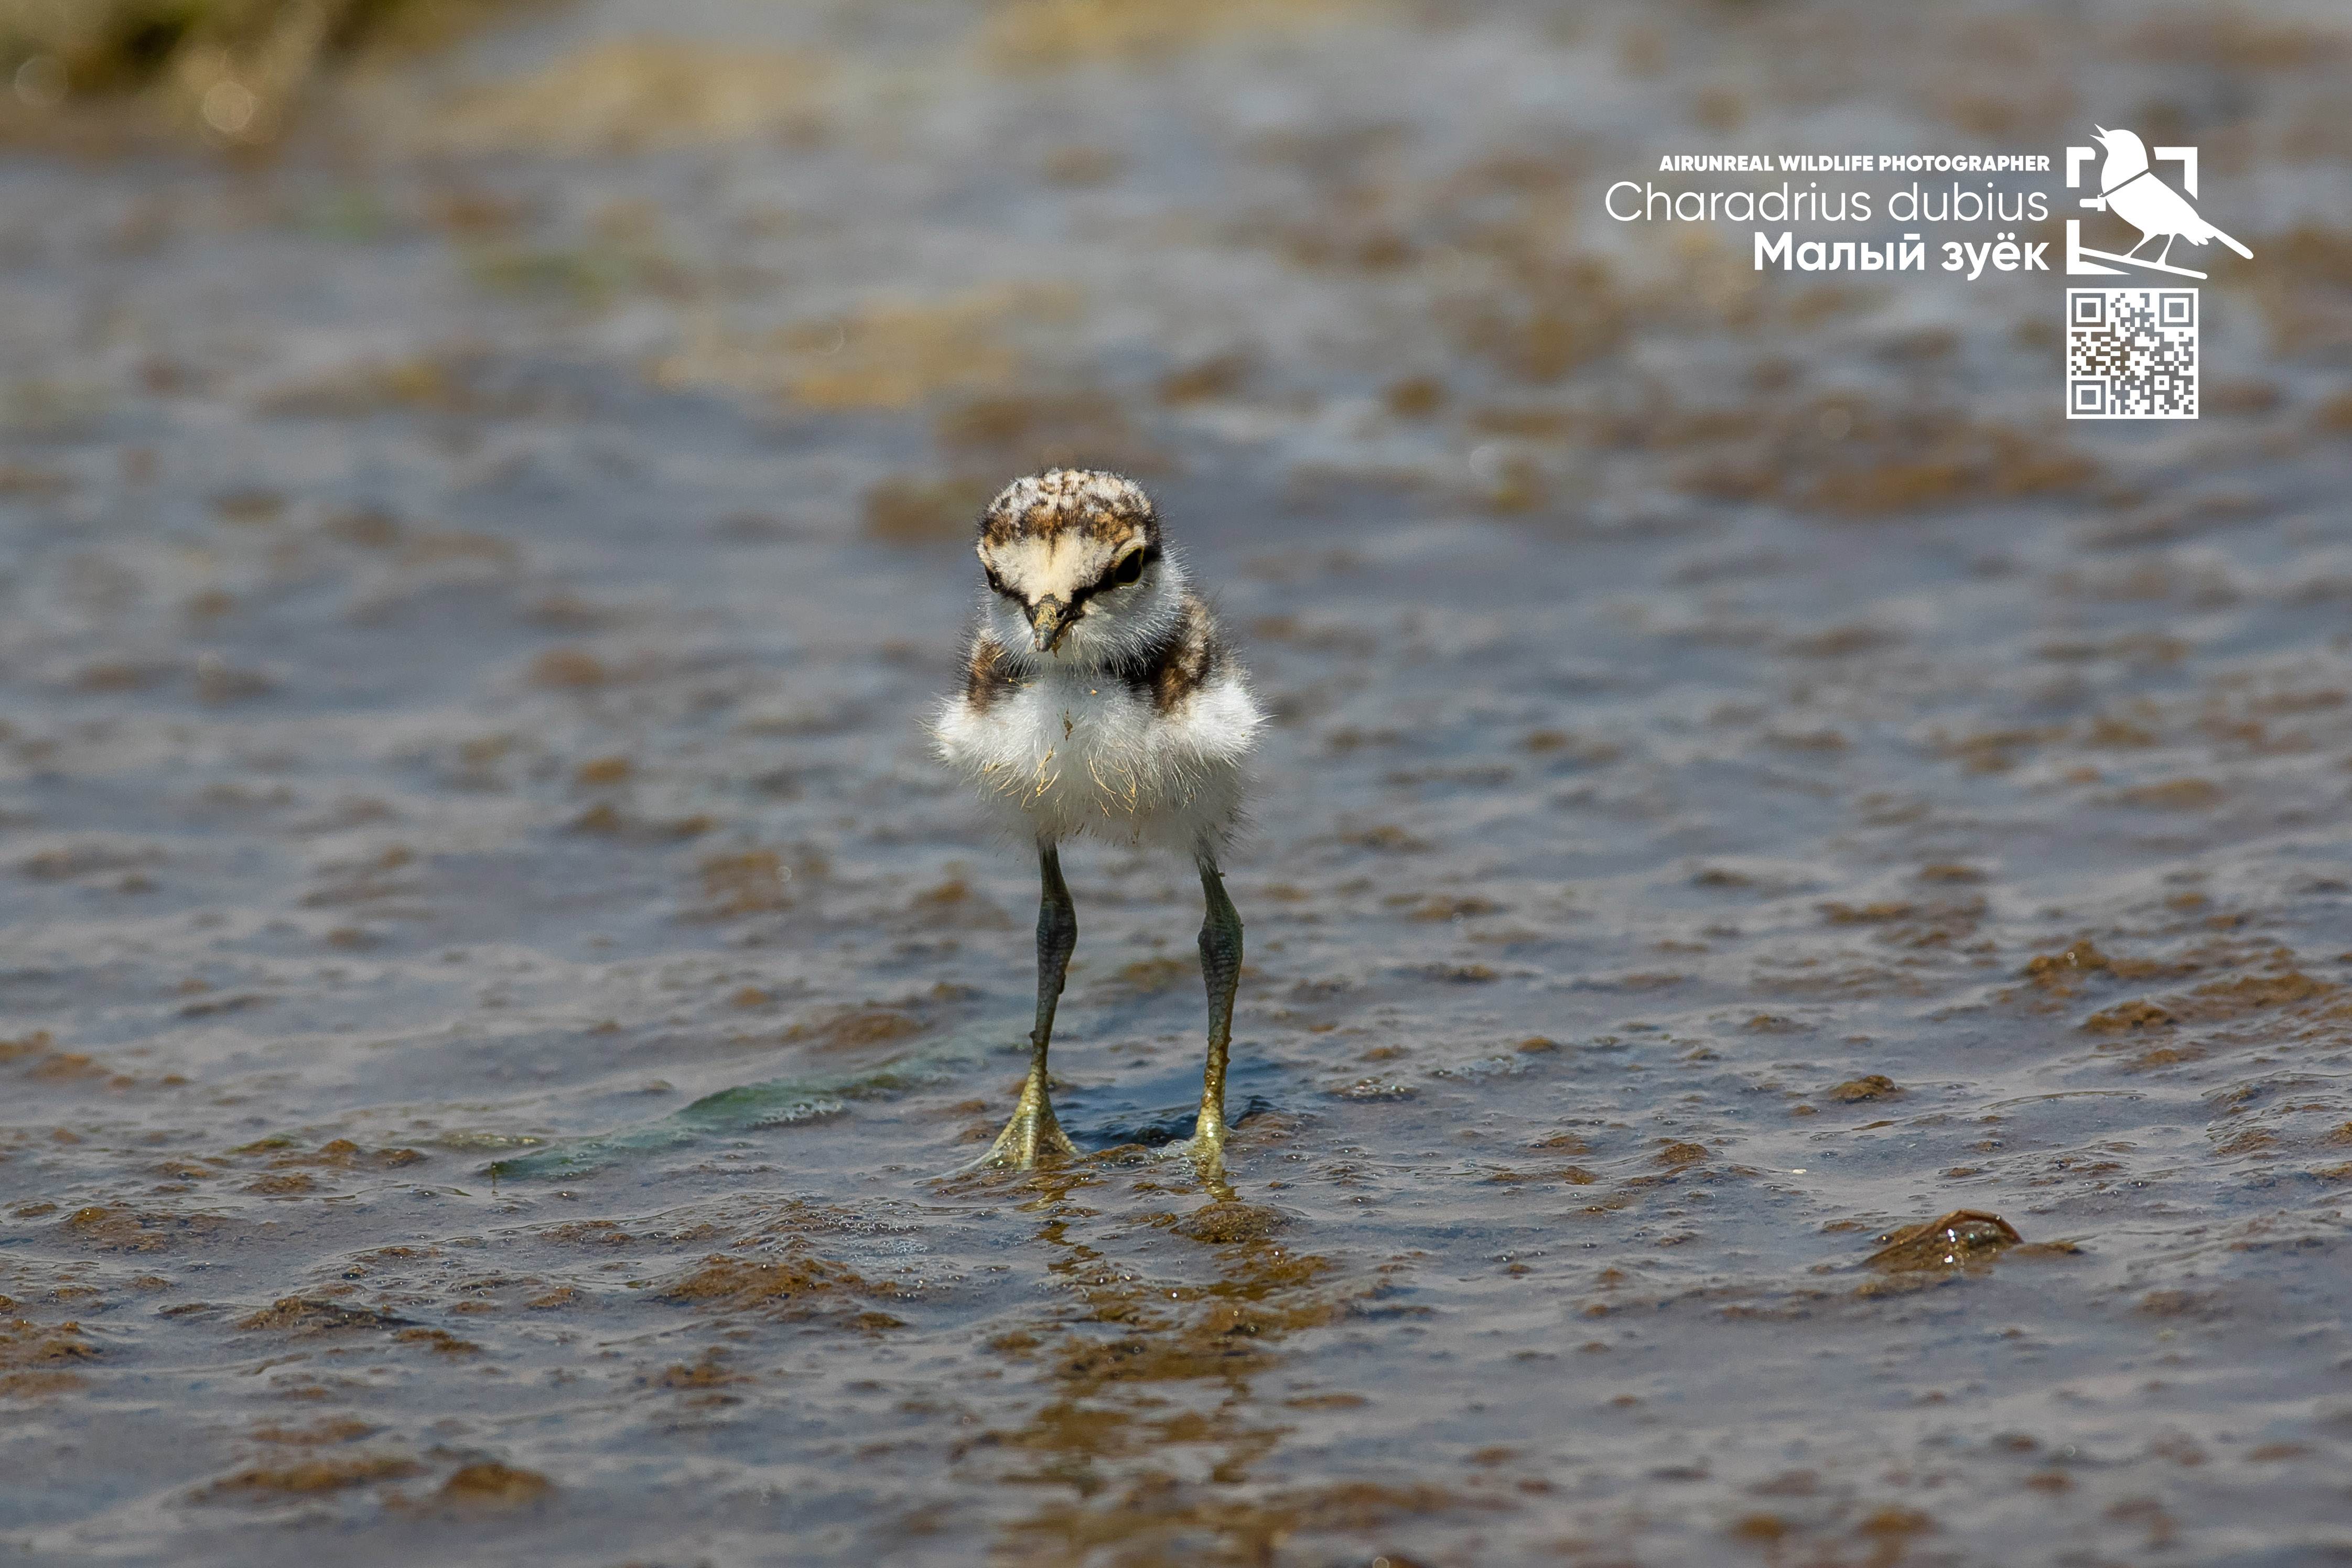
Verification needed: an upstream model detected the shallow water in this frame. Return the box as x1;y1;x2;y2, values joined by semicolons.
5;2;2352;1563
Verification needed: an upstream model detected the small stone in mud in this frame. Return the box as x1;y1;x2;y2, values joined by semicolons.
648;1351;742;1391
1857;1506;1937;1542
1174;1202;1289;1245
2083;999;2174;1032
1496;1166;1609;1189
574;754;632;786
2023;937;2109;985
2114;777;2222;810
437;1461;554;1509
1827;1074;1900;1103
528;646;611;688
1385;375;1445;417
250;1418;375;1444
1866;1210;2021;1272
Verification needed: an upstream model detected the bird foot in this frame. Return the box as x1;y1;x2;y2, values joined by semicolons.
1155;1117;1230;1184
974;1076;1080;1170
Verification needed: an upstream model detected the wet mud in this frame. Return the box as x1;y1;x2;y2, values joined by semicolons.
4;1;2352;1563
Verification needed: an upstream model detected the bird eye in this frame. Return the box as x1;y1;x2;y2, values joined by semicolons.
1108;551;1145;588
983;564;1011;597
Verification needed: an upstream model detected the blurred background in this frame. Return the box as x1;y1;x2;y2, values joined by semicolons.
3;2;2351;1564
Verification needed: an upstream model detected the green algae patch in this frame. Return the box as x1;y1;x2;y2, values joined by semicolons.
236;1297;412;1336
485;1026;1005;1179
660;1239;911;1328
61;1205;231;1253
1172;1201;1291;1246
0;1317;100;1398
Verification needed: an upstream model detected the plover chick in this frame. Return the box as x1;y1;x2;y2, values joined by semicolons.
933;470;1264;1173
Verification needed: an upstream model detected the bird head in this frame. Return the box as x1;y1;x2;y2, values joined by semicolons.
2092;126;2149;170
974;469;1174;663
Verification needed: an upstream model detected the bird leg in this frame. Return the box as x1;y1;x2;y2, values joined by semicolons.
2121;232;2156;259
2155;233;2176;268
1167;852;1244;1176
981;844;1081;1168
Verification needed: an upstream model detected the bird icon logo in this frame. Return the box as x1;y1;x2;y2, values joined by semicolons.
2066;127;2252;279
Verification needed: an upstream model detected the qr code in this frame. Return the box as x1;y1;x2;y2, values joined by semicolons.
2067;288;2197;419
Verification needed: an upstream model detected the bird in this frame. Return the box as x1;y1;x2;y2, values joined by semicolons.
2083;126;2252;271
932;469;1264;1174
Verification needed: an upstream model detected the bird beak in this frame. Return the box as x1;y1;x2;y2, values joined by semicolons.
2093;126;2109;144
1028;598;1070;653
